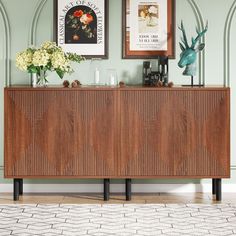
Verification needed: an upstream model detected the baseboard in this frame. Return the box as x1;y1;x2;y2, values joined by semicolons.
1;183;236;193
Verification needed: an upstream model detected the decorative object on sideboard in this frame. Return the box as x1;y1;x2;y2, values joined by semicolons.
89;58;103;85
178;21;208;87
63;80;70;88
119;81;126;88
122;0;175;59
71;80;82;88
74;80;82;86
155;81;174;88
54;0;109;59
16;41;84;87
143;56;172;87
63;80;81;88
71;81;78;88
31;73;37;88
107;69;118;86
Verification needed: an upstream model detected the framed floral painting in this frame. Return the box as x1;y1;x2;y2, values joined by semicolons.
122;0;175;59
55;0;108;59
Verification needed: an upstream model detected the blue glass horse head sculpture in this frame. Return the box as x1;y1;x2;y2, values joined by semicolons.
178;21;208;77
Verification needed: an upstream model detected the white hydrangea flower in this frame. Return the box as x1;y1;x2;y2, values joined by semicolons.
15;41;83;79
51;50;71;71
32;49;50;67
41;41;57;50
16;50;33;71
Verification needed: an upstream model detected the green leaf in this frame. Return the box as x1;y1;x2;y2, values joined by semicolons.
56;69;65;79
27;65;38;74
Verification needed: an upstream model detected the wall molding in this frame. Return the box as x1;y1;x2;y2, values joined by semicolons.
224;0;236;87
187;0;205;85
231;165;236;170
0;0;11;86
29;0;48;46
0;183;236;193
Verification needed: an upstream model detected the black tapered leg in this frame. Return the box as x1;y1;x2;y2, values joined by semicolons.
212;179;216;195
104;179;110;201
13;179;20;201
19;179;23;195
126;179;132;201
215;179;222;201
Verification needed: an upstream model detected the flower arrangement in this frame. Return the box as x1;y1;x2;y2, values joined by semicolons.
66;7;96;43
16;41;84;85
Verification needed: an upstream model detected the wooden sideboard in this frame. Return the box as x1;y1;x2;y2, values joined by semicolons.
4;86;230;201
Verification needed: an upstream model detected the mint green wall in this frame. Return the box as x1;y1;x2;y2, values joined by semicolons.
0;0;236;185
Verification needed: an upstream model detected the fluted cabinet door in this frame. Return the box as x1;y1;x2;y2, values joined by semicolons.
5;89;118;178
119;89;230;178
5;87;230;179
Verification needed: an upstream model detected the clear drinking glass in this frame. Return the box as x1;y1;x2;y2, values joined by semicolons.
107;69;118;86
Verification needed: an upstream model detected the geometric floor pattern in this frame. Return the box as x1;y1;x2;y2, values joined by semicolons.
0;204;236;236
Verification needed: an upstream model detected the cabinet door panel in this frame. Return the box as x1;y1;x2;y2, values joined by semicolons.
5;90;118;177
119;90;230;177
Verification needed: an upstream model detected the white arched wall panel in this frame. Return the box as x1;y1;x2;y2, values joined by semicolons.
34;0;61;84
34;0;53;45
0;9;4;168
29;0;48;46
228;4;236;167
170;0;202;85
10;0;39;85
224;0;236;87
0;0;10;86
197;0;232;86
188;0;205;85
0;0;10;168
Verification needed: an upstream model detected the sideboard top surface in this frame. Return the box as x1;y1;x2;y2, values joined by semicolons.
5;85;230;91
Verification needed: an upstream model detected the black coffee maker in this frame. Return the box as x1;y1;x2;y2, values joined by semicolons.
143;56;169;87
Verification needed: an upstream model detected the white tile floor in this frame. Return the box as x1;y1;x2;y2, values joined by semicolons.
0;204;236;235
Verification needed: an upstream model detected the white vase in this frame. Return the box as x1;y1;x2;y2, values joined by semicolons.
31;73;37;88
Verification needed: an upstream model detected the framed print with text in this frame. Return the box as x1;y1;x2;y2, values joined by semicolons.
55;0;108;59
122;0;175;59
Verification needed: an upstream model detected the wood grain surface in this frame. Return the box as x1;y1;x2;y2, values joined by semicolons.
5;89;118;177
119;89;230;177
4;87;230;179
